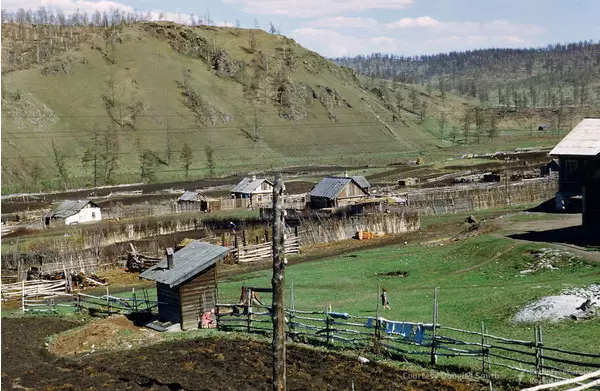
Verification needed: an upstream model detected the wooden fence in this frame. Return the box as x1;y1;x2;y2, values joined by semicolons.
75;289;157;316
2;279;67;301
214;304;600;382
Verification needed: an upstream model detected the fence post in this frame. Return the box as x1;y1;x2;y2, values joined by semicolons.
289;278;296;339
21;280;25;313
538;325;545;384
481;321;486;375
132;288;137;312
534;326;540;382
247;288;253;333
430;287;438;366
325;304;331;347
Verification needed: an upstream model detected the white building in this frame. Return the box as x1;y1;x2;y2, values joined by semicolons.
47;200;102;226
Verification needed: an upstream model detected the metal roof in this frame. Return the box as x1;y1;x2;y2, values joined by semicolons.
550;118;600;156
231;177;272;194
139;241;229;288
51;200;99;219
352;175;370;190
178;191;205;202
309;177;367;199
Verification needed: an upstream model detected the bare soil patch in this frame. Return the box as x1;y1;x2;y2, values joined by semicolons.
2;316;493;391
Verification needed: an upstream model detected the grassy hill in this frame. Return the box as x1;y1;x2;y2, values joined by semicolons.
1;22;453;194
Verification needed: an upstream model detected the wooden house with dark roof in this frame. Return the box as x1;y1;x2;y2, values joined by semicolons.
140;241;229;330
231;175;274;206
309;176;369;209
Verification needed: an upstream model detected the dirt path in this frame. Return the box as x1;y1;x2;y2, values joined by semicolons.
449;244;517;275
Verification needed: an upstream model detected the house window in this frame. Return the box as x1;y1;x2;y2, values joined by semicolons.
92;212;96;218
257;196;262;202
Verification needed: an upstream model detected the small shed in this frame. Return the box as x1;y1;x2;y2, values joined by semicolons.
177;191;210;211
309;176;369;209
352;175;371;193
540;159;560;177
46;200;101;226
140;241;229;330
231;176;274;205
398;178;419;187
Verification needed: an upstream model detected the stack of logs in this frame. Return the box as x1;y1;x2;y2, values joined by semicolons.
124;243;161;272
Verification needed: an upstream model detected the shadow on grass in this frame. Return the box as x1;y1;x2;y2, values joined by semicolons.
508;225;600;247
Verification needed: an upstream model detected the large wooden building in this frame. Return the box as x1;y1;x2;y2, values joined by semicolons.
140;241;229;330
309;176;369;209
550;118;600;210
582;154;600;237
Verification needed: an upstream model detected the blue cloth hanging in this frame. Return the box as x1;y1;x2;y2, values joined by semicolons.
366;317;373;328
386;321;394;334
402;323;413;339
415;324;426;344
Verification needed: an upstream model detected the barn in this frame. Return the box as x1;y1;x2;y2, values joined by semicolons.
351;175;371;193
582;154;600;236
309;176;369;209
231;176;274;206
46;200;101;226
139;241;229;331
550;118;600;210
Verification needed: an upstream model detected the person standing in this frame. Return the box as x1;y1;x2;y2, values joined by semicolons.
381;288;391;310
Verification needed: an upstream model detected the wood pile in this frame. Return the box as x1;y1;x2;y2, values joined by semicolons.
234;236;300;263
124;243;161;272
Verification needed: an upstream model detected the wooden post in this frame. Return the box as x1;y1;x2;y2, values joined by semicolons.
242;230;247;246
325;304;331;347
265;228;269;243
481;321;486;375
289;277;295;339
21;280;25;313
534;326;540;382
430;287;438;366
132;288;137;312
538;325;544;384
375;277;381;340
247;287;253;333
271;174;286;391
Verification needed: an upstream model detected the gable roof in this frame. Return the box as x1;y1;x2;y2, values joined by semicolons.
178;191;205;202
139;241;229;288
231;177;273;194
550;118;600;157
309;176;368;199
351;175;370;190
51;200;99;219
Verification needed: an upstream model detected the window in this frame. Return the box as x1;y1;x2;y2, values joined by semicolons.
92;212;96;218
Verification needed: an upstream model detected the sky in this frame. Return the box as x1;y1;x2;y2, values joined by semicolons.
2;0;599;57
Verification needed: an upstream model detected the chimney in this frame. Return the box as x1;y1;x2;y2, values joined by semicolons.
166;247;174;269
252;175;257;181
344;170;348;178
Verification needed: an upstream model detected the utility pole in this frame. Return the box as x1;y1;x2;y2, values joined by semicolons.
271;174;286;391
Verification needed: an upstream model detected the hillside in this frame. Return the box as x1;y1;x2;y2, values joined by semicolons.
1;21;452;194
334;42;600;107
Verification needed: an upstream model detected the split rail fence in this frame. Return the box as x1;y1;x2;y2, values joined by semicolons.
232;236;300;263
214;304;600;383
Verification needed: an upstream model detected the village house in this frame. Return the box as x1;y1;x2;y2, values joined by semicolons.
231;176;274;206
550;118;600;210
140;241;229;331
46;200;101;226
540;159;560;177
351;175;371;193
309;176;369;209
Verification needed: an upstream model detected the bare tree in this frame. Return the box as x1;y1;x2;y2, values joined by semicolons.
180;142;193;179
205;144;215;178
269;22;277;34
460;108;472;144
51;139;69;189
438;111;447;139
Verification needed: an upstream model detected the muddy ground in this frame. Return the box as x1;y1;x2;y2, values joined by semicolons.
1;316;493;391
